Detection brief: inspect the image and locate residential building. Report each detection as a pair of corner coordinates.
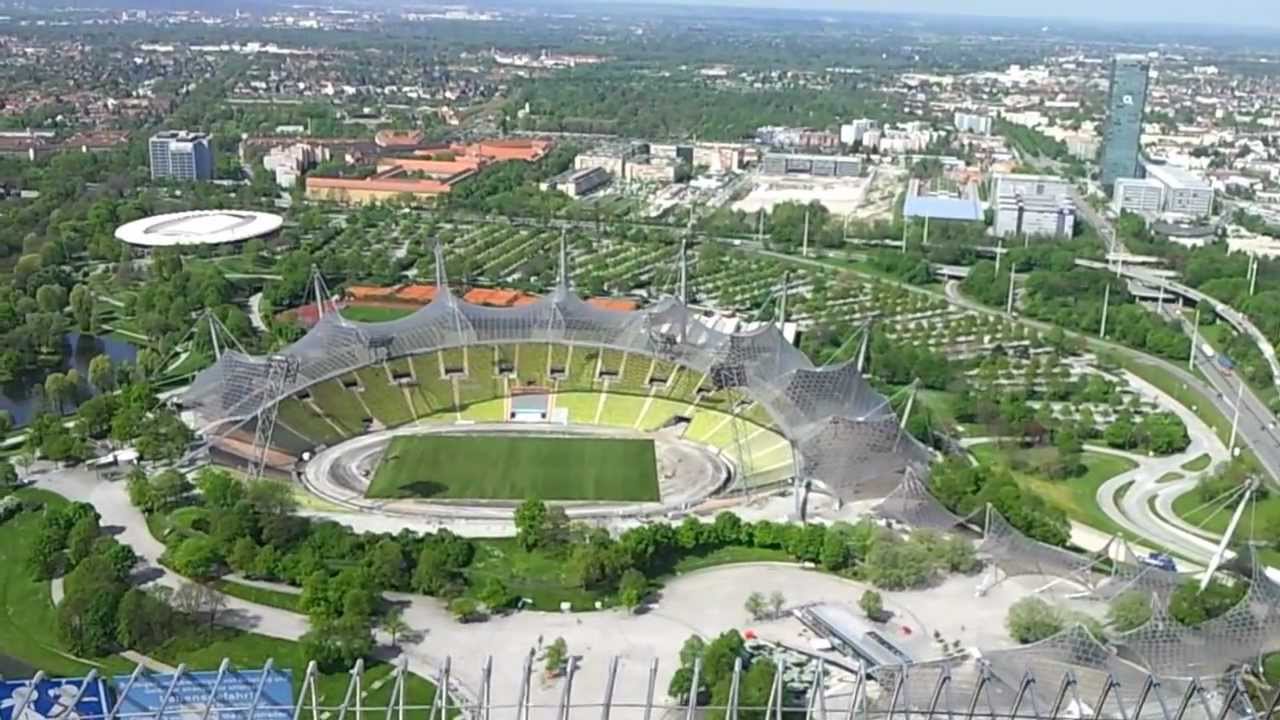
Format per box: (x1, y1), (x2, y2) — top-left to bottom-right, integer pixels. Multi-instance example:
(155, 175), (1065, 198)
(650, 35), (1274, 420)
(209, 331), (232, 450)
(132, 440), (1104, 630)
(1099, 55), (1151, 188)
(149, 131), (213, 181)
(993, 173), (1075, 239)
(1113, 178), (1165, 217)
(953, 112), (993, 135)
(839, 119), (878, 145)
(262, 143), (327, 188)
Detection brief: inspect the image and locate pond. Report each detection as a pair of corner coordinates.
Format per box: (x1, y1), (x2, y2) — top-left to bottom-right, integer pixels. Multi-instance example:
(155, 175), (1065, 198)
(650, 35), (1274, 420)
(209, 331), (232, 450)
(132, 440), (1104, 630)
(0, 333), (139, 428)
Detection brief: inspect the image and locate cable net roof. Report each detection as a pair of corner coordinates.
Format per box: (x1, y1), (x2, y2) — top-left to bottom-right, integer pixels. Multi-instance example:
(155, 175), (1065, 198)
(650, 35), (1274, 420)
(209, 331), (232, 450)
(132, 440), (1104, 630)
(183, 286), (928, 501)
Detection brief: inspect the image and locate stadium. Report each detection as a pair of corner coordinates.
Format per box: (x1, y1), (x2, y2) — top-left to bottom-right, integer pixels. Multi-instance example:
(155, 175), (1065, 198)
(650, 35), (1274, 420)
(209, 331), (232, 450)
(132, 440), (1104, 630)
(182, 242), (928, 519)
(114, 210), (284, 251)
(167, 243), (1280, 720)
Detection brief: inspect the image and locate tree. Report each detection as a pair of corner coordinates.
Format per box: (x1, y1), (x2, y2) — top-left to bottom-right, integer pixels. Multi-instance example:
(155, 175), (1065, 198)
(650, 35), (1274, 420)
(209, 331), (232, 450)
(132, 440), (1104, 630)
(1006, 597), (1063, 644)
(169, 537), (223, 578)
(545, 637), (569, 676)
(514, 498), (548, 551)
(1106, 591), (1153, 633)
(228, 537), (260, 574)
(744, 591), (767, 621)
(70, 285), (95, 332)
(477, 577), (515, 611)
(173, 582), (228, 627)
(768, 591), (786, 617)
(198, 470), (245, 509)
(1169, 578), (1247, 626)
(449, 597), (480, 623)
(116, 588), (177, 651)
(0, 460), (17, 494)
(618, 569), (648, 610)
(149, 470), (192, 511)
(378, 608), (409, 647)
(302, 616), (374, 672)
(66, 513), (100, 567)
(859, 590), (884, 620)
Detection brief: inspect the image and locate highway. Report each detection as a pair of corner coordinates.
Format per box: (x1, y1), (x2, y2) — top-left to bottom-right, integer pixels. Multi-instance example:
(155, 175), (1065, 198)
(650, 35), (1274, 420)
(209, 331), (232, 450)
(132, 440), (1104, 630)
(1160, 303), (1280, 483)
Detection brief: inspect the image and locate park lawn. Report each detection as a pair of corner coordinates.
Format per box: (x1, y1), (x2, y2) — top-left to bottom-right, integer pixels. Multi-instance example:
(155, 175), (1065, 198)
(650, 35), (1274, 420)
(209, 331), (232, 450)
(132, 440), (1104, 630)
(151, 627), (439, 707)
(0, 489), (135, 677)
(212, 580), (303, 613)
(1181, 454), (1212, 472)
(670, 546), (792, 574)
(465, 539), (609, 611)
(367, 434), (660, 501)
(341, 305), (416, 323)
(969, 443), (1137, 537)
(1172, 488), (1280, 553)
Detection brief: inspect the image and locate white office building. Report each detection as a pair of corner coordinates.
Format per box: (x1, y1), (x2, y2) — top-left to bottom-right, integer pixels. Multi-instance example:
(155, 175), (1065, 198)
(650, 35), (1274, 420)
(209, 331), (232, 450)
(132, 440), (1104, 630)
(953, 112), (993, 135)
(993, 173), (1076, 239)
(1141, 162), (1215, 218)
(1113, 178), (1165, 217)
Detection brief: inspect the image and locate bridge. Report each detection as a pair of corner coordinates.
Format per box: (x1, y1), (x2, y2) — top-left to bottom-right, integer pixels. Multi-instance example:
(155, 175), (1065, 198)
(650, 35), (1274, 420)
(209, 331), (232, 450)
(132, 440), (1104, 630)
(1077, 258), (1280, 390)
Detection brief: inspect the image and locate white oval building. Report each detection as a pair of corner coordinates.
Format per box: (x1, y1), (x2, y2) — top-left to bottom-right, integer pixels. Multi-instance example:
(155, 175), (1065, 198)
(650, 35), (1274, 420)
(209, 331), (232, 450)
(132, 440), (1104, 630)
(114, 210), (284, 250)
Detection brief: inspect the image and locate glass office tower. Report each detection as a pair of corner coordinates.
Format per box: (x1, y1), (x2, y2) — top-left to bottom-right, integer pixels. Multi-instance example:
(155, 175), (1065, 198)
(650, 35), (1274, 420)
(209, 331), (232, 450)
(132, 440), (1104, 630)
(1099, 55), (1150, 189)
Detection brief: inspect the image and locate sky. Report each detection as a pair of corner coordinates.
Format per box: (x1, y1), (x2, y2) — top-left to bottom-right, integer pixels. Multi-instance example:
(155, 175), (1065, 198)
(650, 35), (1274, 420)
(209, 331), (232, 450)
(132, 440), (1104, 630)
(599, 0), (1280, 30)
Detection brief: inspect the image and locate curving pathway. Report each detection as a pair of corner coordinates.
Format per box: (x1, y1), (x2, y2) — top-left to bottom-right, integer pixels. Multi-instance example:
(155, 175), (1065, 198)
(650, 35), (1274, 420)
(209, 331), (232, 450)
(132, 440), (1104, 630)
(34, 463), (1040, 718)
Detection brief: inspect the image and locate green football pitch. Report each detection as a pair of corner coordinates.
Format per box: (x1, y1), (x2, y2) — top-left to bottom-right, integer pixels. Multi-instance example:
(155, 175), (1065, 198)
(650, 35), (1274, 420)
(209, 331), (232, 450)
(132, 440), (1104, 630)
(367, 434), (661, 501)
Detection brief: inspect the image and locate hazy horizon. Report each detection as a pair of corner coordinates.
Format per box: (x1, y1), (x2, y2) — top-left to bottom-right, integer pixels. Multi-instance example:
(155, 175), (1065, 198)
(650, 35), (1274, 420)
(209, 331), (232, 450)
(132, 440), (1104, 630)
(585, 0), (1280, 30)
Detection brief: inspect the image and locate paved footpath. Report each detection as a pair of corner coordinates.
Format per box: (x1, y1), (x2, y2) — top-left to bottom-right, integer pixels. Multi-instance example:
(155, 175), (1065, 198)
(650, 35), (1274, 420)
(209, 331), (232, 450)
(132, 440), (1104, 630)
(34, 465), (1035, 718)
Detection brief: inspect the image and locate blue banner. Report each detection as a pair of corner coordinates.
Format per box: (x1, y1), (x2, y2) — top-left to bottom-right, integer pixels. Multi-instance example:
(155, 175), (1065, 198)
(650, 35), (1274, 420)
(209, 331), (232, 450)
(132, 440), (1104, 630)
(0, 677), (110, 720)
(111, 669), (294, 720)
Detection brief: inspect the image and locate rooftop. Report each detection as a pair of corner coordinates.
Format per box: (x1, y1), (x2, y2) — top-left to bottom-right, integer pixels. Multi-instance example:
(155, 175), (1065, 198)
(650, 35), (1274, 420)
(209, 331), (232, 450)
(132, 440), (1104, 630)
(114, 210), (283, 248)
(1142, 162), (1212, 191)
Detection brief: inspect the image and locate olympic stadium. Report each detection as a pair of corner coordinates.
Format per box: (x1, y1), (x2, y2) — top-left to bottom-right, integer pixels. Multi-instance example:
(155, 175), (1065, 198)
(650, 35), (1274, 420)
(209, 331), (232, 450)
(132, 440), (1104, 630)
(181, 242), (929, 519)
(155, 243), (1280, 720)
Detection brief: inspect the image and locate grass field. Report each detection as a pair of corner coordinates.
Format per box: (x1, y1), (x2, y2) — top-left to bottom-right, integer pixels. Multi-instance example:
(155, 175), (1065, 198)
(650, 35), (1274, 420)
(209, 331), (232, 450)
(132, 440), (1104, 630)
(340, 305), (416, 323)
(969, 443), (1137, 536)
(367, 434), (661, 501)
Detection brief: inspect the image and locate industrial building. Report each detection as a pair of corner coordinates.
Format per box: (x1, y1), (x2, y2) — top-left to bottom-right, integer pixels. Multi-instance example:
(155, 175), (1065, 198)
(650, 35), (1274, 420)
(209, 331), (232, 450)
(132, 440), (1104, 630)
(1099, 55), (1151, 188)
(149, 131), (213, 182)
(761, 153), (860, 178)
(993, 173), (1076, 239)
(541, 166), (610, 198)
(902, 178), (983, 222)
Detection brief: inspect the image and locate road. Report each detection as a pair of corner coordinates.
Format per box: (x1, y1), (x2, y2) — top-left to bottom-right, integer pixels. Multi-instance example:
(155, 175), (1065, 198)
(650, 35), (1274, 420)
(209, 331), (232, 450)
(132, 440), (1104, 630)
(1079, 258), (1280, 394)
(1159, 303), (1280, 484)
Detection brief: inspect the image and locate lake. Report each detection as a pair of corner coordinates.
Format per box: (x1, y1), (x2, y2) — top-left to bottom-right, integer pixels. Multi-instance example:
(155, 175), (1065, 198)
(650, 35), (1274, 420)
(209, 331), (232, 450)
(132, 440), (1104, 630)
(0, 333), (139, 428)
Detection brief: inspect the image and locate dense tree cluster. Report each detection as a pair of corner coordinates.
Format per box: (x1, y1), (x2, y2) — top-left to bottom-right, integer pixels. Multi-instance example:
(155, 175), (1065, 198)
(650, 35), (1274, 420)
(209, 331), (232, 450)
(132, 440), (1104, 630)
(668, 630), (778, 718)
(929, 458), (1072, 546)
(962, 261), (1190, 362)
